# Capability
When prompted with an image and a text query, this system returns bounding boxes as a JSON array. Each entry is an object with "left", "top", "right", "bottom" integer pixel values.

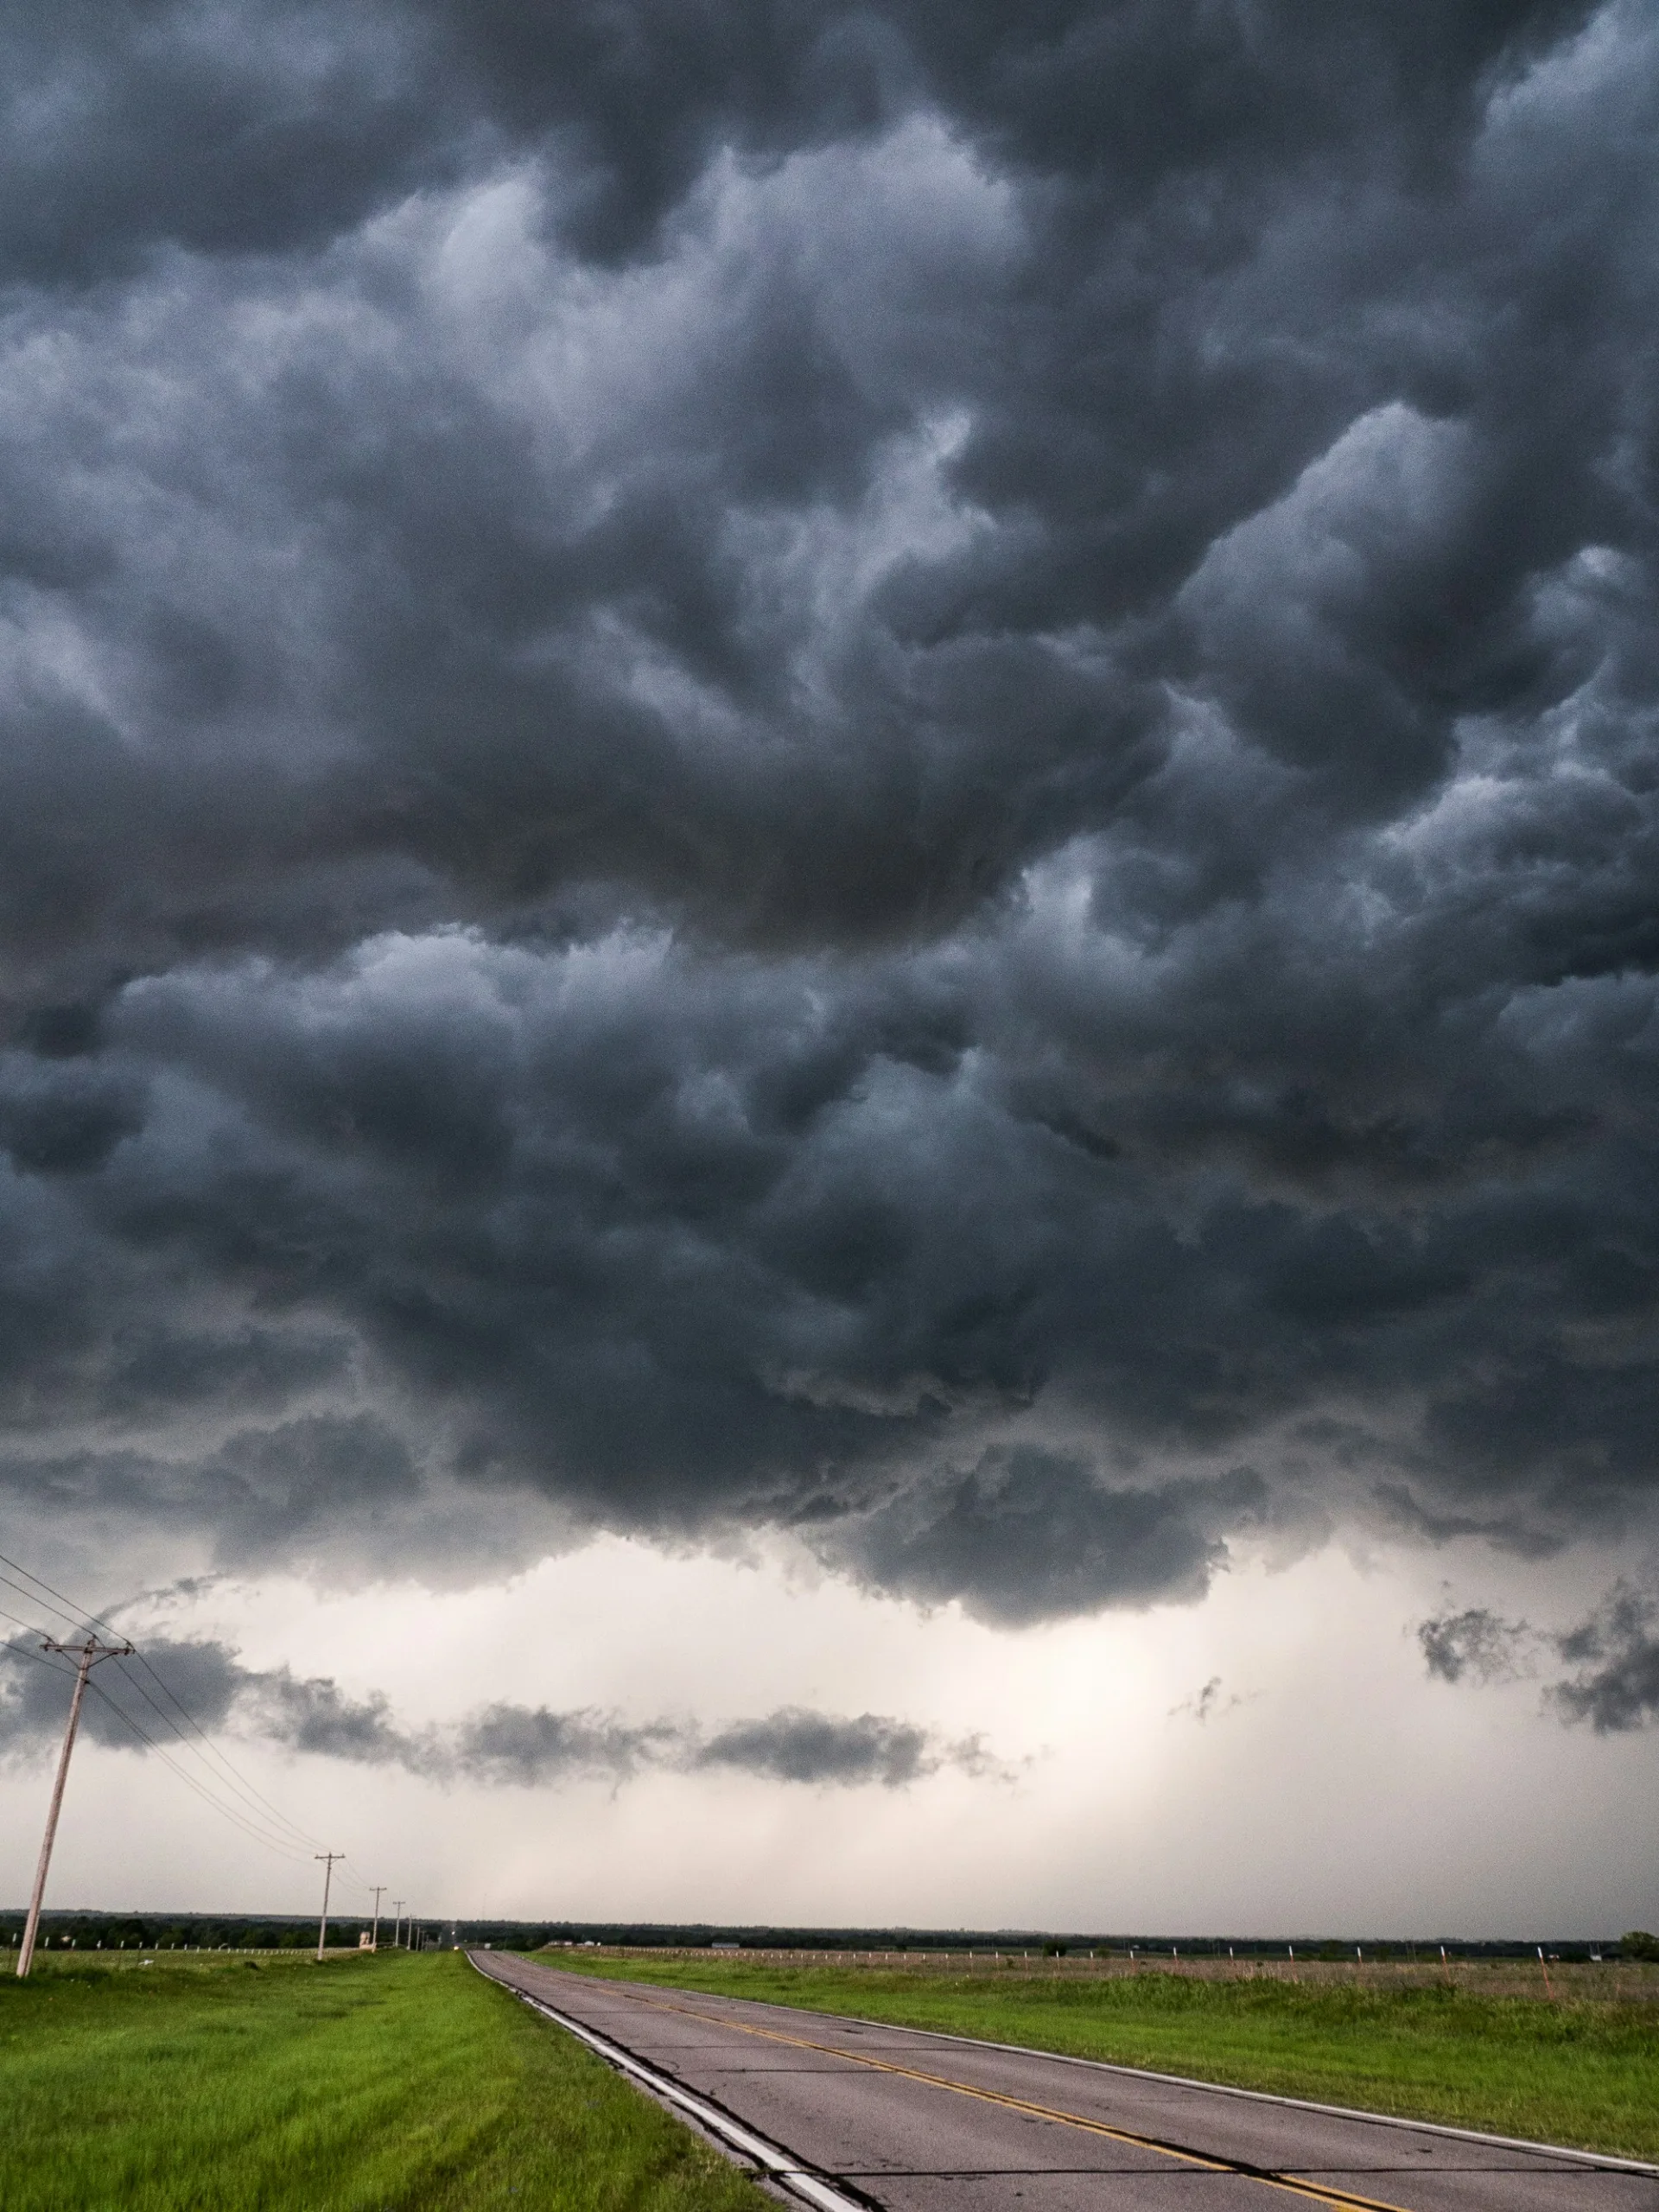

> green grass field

[
  {"left": 0, "top": 1949, "right": 769, "bottom": 2212},
  {"left": 554, "top": 1953, "right": 1659, "bottom": 2164}
]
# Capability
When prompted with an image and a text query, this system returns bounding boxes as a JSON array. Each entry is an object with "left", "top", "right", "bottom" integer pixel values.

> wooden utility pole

[
  {"left": 17, "top": 1637, "right": 134, "bottom": 1979},
  {"left": 315, "top": 1853, "right": 344, "bottom": 1961},
  {"left": 370, "top": 1885, "right": 385, "bottom": 1953}
]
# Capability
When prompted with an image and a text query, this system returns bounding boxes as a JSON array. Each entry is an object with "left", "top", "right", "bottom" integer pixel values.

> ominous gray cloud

[
  {"left": 695, "top": 1707, "right": 947, "bottom": 1786},
  {"left": 1420, "top": 1583, "right": 1659, "bottom": 1726},
  {"left": 0, "top": 1, "right": 1656, "bottom": 1623},
  {"left": 451, "top": 1704, "right": 683, "bottom": 1787},
  {"left": 1548, "top": 1586, "right": 1659, "bottom": 1731},
  {"left": 0, "top": 1637, "right": 981, "bottom": 1788}
]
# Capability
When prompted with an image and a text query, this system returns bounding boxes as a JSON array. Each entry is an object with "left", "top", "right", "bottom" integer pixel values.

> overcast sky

[{"left": 2, "top": 0, "right": 1657, "bottom": 1937}]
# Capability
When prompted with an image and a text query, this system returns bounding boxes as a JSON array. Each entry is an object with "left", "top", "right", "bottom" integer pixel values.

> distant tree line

[
  {"left": 0, "top": 1913, "right": 562, "bottom": 1952},
  {"left": 2, "top": 1915, "right": 1647, "bottom": 1961},
  {"left": 531, "top": 1923, "right": 1643, "bottom": 1963}
]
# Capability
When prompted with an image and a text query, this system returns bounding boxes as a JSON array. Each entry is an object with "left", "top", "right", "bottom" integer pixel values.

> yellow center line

[{"left": 617, "top": 1988, "right": 1418, "bottom": 2212}]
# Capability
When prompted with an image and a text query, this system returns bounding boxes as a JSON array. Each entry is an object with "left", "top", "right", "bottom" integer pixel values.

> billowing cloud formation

[
  {"left": 0, "top": 2, "right": 1656, "bottom": 1622},
  {"left": 1419, "top": 1583, "right": 1659, "bottom": 1727},
  {"left": 694, "top": 1708, "right": 959, "bottom": 1787},
  {"left": 0, "top": 1637, "right": 984, "bottom": 1788},
  {"left": 1548, "top": 1586, "right": 1659, "bottom": 1731}
]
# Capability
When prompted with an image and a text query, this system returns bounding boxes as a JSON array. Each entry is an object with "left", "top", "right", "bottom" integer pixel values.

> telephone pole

[
  {"left": 370, "top": 1885, "right": 385, "bottom": 1953},
  {"left": 17, "top": 1636, "right": 134, "bottom": 1978},
  {"left": 392, "top": 1898, "right": 404, "bottom": 1948},
  {"left": 315, "top": 1853, "right": 344, "bottom": 1961}
]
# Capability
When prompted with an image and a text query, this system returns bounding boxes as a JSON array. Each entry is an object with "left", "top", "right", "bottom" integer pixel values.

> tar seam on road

[
  {"left": 468, "top": 1955, "right": 875, "bottom": 2212},
  {"left": 621, "top": 1989, "right": 1421, "bottom": 2212}
]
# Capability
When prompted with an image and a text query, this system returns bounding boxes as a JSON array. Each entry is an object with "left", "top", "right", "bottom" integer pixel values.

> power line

[
  {"left": 0, "top": 1546, "right": 385, "bottom": 1907},
  {"left": 9, "top": 1630, "right": 316, "bottom": 1861},
  {"left": 124, "top": 1649, "right": 336, "bottom": 1854},
  {"left": 5, "top": 1621, "right": 332, "bottom": 1862},
  {"left": 0, "top": 1604, "right": 72, "bottom": 1643},
  {"left": 82, "top": 1679, "right": 314, "bottom": 1857},
  {"left": 0, "top": 1548, "right": 124, "bottom": 1638},
  {"left": 1, "top": 1634, "right": 82, "bottom": 1675},
  {"left": 0, "top": 1570, "right": 86, "bottom": 1632},
  {"left": 81, "top": 1680, "right": 317, "bottom": 1865},
  {"left": 0, "top": 1549, "right": 329, "bottom": 1850},
  {"left": 67, "top": 1675, "right": 383, "bottom": 1904},
  {"left": 97, "top": 1660, "right": 380, "bottom": 1893},
  {"left": 103, "top": 1657, "right": 330, "bottom": 1855}
]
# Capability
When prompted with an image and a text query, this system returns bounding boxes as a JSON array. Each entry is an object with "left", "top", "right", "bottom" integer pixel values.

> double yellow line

[{"left": 637, "top": 1992, "right": 1418, "bottom": 2212}]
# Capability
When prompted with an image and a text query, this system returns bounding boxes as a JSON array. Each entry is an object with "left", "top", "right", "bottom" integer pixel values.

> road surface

[{"left": 468, "top": 1951, "right": 1659, "bottom": 2210}]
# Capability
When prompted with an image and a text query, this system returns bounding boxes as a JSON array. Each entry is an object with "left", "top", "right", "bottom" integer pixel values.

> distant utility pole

[
  {"left": 315, "top": 1853, "right": 344, "bottom": 1962},
  {"left": 17, "top": 1636, "right": 134, "bottom": 1979},
  {"left": 392, "top": 1898, "right": 404, "bottom": 1949},
  {"left": 370, "top": 1885, "right": 385, "bottom": 1953}
]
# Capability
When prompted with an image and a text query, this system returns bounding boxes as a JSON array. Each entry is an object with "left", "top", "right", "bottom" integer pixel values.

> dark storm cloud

[
  {"left": 449, "top": 1700, "right": 985, "bottom": 1786},
  {"left": 836, "top": 1448, "right": 1267, "bottom": 1624},
  {"left": 1548, "top": 1586, "right": 1659, "bottom": 1731},
  {"left": 694, "top": 1707, "right": 944, "bottom": 1786},
  {"left": 1419, "top": 1582, "right": 1659, "bottom": 1727},
  {"left": 247, "top": 1669, "right": 416, "bottom": 1764},
  {"left": 0, "top": 1, "right": 1656, "bottom": 1622},
  {"left": 0, "top": 1416, "right": 416, "bottom": 1568},
  {"left": 450, "top": 1704, "right": 680, "bottom": 1786},
  {"left": 0, "top": 1636, "right": 247, "bottom": 1755}
]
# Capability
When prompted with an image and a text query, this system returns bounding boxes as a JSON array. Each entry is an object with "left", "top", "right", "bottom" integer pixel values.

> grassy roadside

[
  {"left": 0, "top": 1949, "right": 769, "bottom": 2212},
  {"left": 550, "top": 1953, "right": 1659, "bottom": 2164}
]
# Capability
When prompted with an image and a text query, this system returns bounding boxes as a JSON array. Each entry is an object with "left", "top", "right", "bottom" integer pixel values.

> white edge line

[
  {"left": 546, "top": 1962, "right": 1659, "bottom": 2180},
  {"left": 467, "top": 1954, "right": 868, "bottom": 2212}
]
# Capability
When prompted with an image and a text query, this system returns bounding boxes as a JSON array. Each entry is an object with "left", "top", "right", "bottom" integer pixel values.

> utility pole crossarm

[{"left": 17, "top": 1637, "right": 136, "bottom": 1979}]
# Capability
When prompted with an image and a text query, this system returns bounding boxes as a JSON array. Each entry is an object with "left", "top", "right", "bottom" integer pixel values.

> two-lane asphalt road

[{"left": 469, "top": 1952, "right": 1659, "bottom": 2211}]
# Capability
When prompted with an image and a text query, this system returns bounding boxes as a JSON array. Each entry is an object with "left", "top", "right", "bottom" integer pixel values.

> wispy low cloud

[
  {"left": 1418, "top": 1582, "right": 1659, "bottom": 1732},
  {"left": 1166, "top": 1675, "right": 1254, "bottom": 1724},
  {"left": 0, "top": 1636, "right": 1004, "bottom": 1789}
]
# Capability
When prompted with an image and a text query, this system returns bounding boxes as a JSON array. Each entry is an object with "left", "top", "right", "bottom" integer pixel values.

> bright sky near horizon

[
  {"left": 6, "top": 1531, "right": 1656, "bottom": 1936},
  {"left": 2, "top": 0, "right": 1658, "bottom": 1936}
]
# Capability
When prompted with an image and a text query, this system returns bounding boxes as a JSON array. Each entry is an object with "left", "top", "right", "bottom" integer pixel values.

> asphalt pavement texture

[{"left": 469, "top": 1952, "right": 1659, "bottom": 2212}]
